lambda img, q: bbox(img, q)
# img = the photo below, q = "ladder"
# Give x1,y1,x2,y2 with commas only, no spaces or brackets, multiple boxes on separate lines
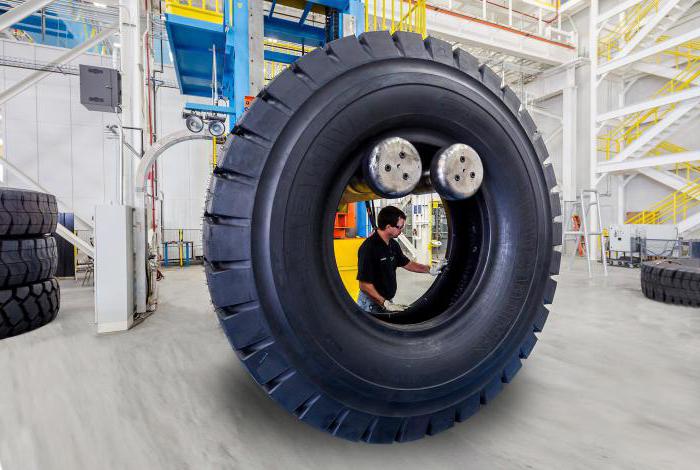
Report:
563,189,608,277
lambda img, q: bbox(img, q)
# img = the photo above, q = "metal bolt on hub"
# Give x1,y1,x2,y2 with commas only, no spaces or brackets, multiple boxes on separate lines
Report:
364,137,422,198
430,143,484,200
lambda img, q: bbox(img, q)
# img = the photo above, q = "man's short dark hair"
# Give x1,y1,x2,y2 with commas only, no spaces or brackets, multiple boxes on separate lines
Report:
377,205,406,230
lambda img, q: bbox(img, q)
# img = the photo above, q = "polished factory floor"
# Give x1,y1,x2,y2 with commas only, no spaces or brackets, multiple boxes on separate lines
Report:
0,261,698,469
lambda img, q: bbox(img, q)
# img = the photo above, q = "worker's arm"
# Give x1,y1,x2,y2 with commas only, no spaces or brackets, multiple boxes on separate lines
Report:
359,281,385,306
401,261,430,273
401,259,448,276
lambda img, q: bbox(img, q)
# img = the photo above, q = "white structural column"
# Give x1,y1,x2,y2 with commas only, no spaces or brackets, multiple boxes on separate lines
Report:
0,0,57,31
249,0,264,96
94,0,143,332
562,65,577,201
589,0,600,259
119,0,143,206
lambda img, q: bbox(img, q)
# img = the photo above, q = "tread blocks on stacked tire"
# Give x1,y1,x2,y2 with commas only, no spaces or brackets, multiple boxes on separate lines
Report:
0,188,60,340
204,31,560,442
0,188,58,237
0,278,60,339
0,237,58,288
641,258,700,306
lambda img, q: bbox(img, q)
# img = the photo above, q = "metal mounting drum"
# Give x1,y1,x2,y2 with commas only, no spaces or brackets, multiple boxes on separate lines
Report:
363,137,422,198
430,143,484,200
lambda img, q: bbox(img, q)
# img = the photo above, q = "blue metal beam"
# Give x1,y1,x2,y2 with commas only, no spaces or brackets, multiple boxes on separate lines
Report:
185,102,237,115
268,0,277,18
264,16,325,47
310,0,350,10
231,0,249,124
264,50,299,64
299,1,313,24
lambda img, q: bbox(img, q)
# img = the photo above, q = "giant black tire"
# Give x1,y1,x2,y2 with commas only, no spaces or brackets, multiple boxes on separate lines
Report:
641,258,700,306
0,188,58,237
0,278,60,339
204,31,561,442
0,237,58,289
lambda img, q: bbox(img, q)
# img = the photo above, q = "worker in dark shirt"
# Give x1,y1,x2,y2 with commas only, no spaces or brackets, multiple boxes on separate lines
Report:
356,205,447,314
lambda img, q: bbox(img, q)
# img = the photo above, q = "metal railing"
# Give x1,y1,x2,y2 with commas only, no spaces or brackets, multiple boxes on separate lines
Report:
165,0,223,23
364,0,427,38
626,178,700,224
161,228,203,265
598,0,659,61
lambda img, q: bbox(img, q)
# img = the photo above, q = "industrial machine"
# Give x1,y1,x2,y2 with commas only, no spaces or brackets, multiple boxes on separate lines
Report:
608,224,679,267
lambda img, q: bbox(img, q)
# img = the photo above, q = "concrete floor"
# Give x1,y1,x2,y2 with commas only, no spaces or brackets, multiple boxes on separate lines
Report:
1,262,699,470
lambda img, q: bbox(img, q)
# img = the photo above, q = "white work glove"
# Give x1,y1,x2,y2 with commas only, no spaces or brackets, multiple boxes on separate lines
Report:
429,259,448,276
383,300,407,312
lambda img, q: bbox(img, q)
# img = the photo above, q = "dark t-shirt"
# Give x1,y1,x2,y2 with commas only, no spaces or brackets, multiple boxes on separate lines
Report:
356,232,410,300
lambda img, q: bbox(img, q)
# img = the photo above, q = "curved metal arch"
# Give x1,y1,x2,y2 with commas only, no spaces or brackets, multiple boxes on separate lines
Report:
135,130,213,195
134,130,214,316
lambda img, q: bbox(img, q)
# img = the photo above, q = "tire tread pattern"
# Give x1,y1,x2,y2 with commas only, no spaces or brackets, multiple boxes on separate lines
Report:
641,259,700,306
0,278,60,339
204,31,560,442
0,237,58,288
0,188,58,237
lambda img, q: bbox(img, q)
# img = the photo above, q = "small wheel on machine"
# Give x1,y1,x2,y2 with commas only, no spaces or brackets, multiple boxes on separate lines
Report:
204,31,560,442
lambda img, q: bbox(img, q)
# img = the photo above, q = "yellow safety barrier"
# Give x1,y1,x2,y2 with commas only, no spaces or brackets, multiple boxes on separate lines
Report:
333,238,365,301
364,0,427,38
165,0,223,23
598,0,659,61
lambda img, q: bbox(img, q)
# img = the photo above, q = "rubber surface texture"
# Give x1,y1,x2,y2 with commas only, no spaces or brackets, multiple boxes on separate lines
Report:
0,278,60,339
0,188,58,237
642,258,700,306
0,237,58,289
204,32,560,443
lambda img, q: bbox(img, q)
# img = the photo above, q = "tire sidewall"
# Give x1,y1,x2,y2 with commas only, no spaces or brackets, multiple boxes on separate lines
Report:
249,59,553,417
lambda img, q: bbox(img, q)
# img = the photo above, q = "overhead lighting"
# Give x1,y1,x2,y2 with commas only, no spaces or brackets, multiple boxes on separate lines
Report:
93,2,107,8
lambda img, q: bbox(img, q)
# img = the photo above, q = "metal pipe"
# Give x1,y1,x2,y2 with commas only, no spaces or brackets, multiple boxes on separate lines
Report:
0,0,56,32
0,25,117,106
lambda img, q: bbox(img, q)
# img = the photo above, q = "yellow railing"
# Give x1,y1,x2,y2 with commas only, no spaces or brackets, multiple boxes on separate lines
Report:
623,140,700,224
165,0,223,23
626,179,700,224
598,0,659,61
264,61,288,82
263,39,314,82
598,52,700,160
364,0,427,38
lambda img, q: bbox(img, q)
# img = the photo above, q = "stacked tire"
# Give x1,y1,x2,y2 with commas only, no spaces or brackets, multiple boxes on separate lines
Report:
641,258,700,306
0,188,60,339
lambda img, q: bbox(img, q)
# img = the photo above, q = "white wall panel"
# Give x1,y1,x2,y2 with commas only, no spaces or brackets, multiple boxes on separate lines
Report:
4,111,39,185
37,123,73,203
71,124,104,201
